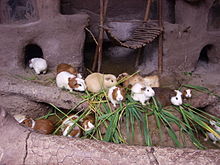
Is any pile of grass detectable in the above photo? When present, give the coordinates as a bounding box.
[39,84,220,149]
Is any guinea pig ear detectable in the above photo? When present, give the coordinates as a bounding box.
[105,77,110,81]
[141,87,146,91]
[68,78,77,88]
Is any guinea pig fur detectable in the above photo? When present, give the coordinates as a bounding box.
[29,58,47,75]
[131,83,155,105]
[61,115,81,137]
[152,88,183,106]
[56,63,82,78]
[123,74,144,88]
[143,75,160,87]
[108,86,126,107]
[170,90,183,106]
[182,89,192,99]
[81,114,95,132]
[204,120,220,144]
[56,71,86,92]
[19,117,54,135]
[85,73,117,93]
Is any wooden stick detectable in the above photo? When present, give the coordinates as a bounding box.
[135,0,152,67]
[158,0,163,74]
[92,0,108,72]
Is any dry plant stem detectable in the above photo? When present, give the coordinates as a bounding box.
[135,0,152,67]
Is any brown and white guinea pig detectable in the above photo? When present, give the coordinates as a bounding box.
[29,58,48,75]
[108,86,126,107]
[61,115,82,138]
[56,71,87,92]
[152,88,183,107]
[81,113,95,132]
[85,73,117,93]
[14,114,54,135]
[182,89,192,99]
[56,63,82,78]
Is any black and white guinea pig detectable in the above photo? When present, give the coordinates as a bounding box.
[108,86,126,107]
[56,71,86,92]
[152,87,183,106]
[29,58,47,75]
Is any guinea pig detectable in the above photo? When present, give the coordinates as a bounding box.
[56,71,87,92]
[152,88,183,106]
[81,113,95,132]
[108,86,126,107]
[56,63,82,78]
[131,83,155,105]
[123,74,144,88]
[14,115,54,135]
[29,58,47,74]
[61,115,82,138]
[143,75,160,87]
[85,73,117,93]
[182,89,192,99]
[204,120,220,144]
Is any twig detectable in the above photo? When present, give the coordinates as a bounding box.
[85,27,98,45]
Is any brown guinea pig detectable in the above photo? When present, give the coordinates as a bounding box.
[21,118,54,135]
[57,63,78,75]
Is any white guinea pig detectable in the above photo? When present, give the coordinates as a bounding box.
[56,71,86,92]
[85,73,117,93]
[108,86,126,107]
[29,58,47,74]
[131,83,155,105]
[204,120,220,144]
[170,90,183,106]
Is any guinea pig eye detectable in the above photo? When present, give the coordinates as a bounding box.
[111,80,113,82]
[176,97,178,100]
[78,84,81,86]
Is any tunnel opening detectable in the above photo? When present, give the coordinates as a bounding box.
[198,44,212,64]
[24,44,44,67]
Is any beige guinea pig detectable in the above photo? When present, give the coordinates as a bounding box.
[85,73,117,93]
[123,74,144,88]
[143,75,160,87]
[57,63,78,75]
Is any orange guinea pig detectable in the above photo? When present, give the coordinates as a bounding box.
[57,63,78,75]
[21,118,54,135]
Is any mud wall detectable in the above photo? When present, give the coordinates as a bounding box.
[61,0,220,75]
